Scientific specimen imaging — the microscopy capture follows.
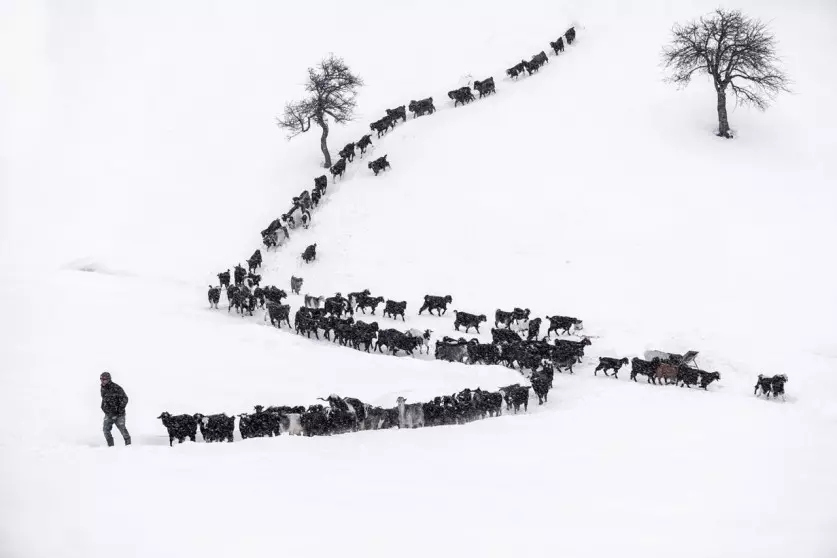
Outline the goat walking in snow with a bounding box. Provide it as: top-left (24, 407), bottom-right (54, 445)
top-left (396, 396), bottom-right (425, 429)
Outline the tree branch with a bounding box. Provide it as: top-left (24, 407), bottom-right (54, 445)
top-left (661, 8), bottom-right (790, 108)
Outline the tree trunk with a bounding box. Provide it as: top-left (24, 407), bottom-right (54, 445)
top-left (716, 87), bottom-right (732, 139)
top-left (317, 116), bottom-right (331, 168)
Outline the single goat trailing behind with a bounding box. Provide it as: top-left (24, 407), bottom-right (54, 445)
top-left (290, 275), bottom-right (303, 295)
top-left (754, 374), bottom-right (788, 400)
top-left (301, 243), bottom-right (317, 264)
top-left (368, 155), bottom-right (391, 176)
top-left (208, 286), bottom-right (220, 309)
top-left (565, 26), bottom-right (576, 45)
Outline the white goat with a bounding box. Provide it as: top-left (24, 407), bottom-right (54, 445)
top-left (396, 396), bottom-right (425, 429)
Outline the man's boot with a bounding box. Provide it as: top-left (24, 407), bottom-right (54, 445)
top-left (124, 437), bottom-right (131, 446)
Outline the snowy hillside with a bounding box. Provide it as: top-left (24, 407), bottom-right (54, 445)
top-left (2, 0), bottom-right (837, 557)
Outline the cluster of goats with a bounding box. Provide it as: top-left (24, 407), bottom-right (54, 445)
top-left (210, 273), bottom-right (736, 398)
top-left (157, 386), bottom-right (541, 446)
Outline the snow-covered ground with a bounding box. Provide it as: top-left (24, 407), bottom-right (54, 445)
top-left (2, 0), bottom-right (837, 556)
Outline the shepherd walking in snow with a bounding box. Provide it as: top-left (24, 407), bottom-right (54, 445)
top-left (100, 372), bottom-right (131, 447)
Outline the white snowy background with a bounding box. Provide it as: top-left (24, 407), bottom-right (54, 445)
top-left (1, 0), bottom-right (837, 557)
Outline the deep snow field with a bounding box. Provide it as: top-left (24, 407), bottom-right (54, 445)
top-left (2, 0), bottom-right (837, 557)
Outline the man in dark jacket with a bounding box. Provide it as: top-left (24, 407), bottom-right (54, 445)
top-left (100, 371), bottom-right (131, 446)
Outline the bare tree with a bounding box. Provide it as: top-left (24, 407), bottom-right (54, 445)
top-left (276, 54), bottom-right (364, 167)
top-left (661, 9), bottom-right (790, 138)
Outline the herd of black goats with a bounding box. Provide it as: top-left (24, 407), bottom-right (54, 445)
top-left (171, 25), bottom-right (787, 447)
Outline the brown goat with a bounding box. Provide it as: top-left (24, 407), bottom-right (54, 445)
top-left (655, 363), bottom-right (679, 385)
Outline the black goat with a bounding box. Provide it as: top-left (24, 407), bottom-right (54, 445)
top-left (448, 86), bottom-right (475, 107)
top-left (386, 105), bottom-right (407, 123)
top-left (491, 328), bottom-right (522, 345)
top-left (356, 134), bottom-right (373, 155)
top-left (356, 295), bottom-right (384, 315)
top-left (594, 357), bottom-right (629, 378)
top-left (473, 77), bottom-right (495, 98)
top-left (265, 302), bottom-right (291, 329)
top-left (208, 286), bottom-right (220, 309)
top-left (755, 374), bottom-right (787, 399)
top-left (301, 243), bottom-right (317, 264)
top-left (453, 311), bottom-right (487, 334)
top-left (530, 370), bottom-right (551, 405)
top-left (630, 357), bottom-right (658, 383)
top-left (546, 315), bottom-right (583, 337)
top-left (383, 300), bottom-right (407, 321)
top-left (330, 158), bottom-right (347, 182)
top-left (498, 384), bottom-right (531, 414)
top-left (408, 97), bottom-right (435, 118)
top-left (217, 269), bottom-right (231, 288)
top-left (157, 412), bottom-right (198, 447)
top-left (193, 413), bottom-right (235, 443)
top-left (368, 155), bottom-right (391, 176)
top-left (506, 62), bottom-right (526, 79)
top-left (565, 27), bottom-right (576, 45)
top-left (247, 249), bottom-right (262, 273)
top-left (419, 294), bottom-right (452, 316)
top-left (338, 142), bottom-right (356, 162)
top-left (370, 115), bottom-right (396, 138)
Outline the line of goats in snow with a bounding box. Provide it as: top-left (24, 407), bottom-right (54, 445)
top-left (184, 24), bottom-right (788, 447)
top-left (226, 26), bottom-right (579, 257)
top-left (157, 370), bottom-right (790, 446)
top-left (159, 388), bottom-right (523, 447)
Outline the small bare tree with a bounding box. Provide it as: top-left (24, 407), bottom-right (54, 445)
top-left (276, 54), bottom-right (363, 167)
top-left (662, 9), bottom-right (790, 138)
